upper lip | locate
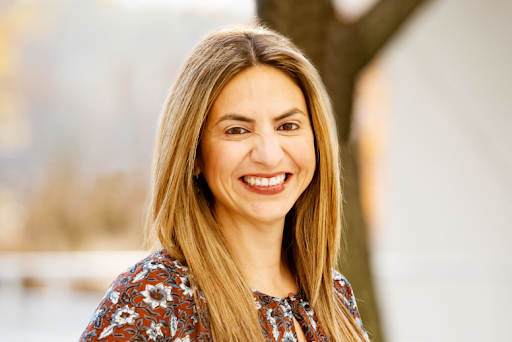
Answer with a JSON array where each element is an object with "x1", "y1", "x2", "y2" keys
[{"x1": 241, "y1": 172, "x2": 289, "y2": 178}]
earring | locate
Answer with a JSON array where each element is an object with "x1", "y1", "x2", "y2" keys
[{"x1": 194, "y1": 173, "x2": 201, "y2": 193}]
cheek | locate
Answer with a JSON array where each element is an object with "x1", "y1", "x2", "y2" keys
[
  {"x1": 290, "y1": 136, "x2": 316, "y2": 174},
  {"x1": 201, "y1": 141, "x2": 247, "y2": 184}
]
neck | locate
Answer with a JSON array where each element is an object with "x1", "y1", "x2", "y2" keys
[{"x1": 215, "y1": 207, "x2": 297, "y2": 298}]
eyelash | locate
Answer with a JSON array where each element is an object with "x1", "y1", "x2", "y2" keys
[
  {"x1": 277, "y1": 123, "x2": 299, "y2": 131},
  {"x1": 225, "y1": 127, "x2": 248, "y2": 134},
  {"x1": 225, "y1": 123, "x2": 299, "y2": 135}
]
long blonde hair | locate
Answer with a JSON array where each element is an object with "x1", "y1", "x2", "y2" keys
[{"x1": 145, "y1": 25, "x2": 368, "y2": 342}]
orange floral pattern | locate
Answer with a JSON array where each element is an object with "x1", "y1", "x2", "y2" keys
[{"x1": 80, "y1": 250, "x2": 365, "y2": 341}]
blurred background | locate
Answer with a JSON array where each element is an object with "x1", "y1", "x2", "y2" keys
[{"x1": 0, "y1": 0, "x2": 510, "y2": 341}]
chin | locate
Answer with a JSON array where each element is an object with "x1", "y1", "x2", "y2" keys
[{"x1": 245, "y1": 206, "x2": 290, "y2": 224}]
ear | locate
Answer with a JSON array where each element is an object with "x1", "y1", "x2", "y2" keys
[
  {"x1": 194, "y1": 156, "x2": 202, "y2": 177},
  {"x1": 194, "y1": 164, "x2": 201, "y2": 177}
]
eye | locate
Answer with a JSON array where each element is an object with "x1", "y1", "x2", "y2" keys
[
  {"x1": 278, "y1": 123, "x2": 298, "y2": 131},
  {"x1": 225, "y1": 127, "x2": 248, "y2": 134}
]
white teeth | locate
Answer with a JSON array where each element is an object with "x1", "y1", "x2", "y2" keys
[{"x1": 243, "y1": 174, "x2": 287, "y2": 187}]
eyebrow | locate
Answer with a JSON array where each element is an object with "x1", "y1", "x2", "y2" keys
[{"x1": 215, "y1": 107, "x2": 307, "y2": 125}]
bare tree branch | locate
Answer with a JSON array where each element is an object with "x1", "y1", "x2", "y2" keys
[{"x1": 355, "y1": 0, "x2": 430, "y2": 70}]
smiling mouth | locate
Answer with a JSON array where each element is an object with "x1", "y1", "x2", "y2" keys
[{"x1": 242, "y1": 174, "x2": 288, "y2": 187}]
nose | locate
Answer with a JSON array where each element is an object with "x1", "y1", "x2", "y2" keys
[{"x1": 251, "y1": 132, "x2": 284, "y2": 168}]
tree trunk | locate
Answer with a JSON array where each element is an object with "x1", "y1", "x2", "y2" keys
[{"x1": 257, "y1": 0, "x2": 430, "y2": 341}]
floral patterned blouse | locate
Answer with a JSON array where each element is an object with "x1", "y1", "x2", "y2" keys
[{"x1": 80, "y1": 249, "x2": 366, "y2": 342}]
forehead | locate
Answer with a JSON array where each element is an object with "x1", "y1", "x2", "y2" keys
[{"x1": 207, "y1": 65, "x2": 308, "y2": 123}]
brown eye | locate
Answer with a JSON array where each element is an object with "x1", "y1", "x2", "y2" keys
[
  {"x1": 278, "y1": 123, "x2": 298, "y2": 131},
  {"x1": 226, "y1": 127, "x2": 248, "y2": 134}
]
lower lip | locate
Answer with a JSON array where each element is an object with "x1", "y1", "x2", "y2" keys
[{"x1": 240, "y1": 175, "x2": 291, "y2": 195}]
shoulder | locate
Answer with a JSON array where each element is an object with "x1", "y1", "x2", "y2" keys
[
  {"x1": 107, "y1": 249, "x2": 194, "y2": 303},
  {"x1": 331, "y1": 270, "x2": 365, "y2": 331},
  {"x1": 80, "y1": 250, "x2": 199, "y2": 342}
]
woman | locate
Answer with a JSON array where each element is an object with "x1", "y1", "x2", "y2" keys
[{"x1": 80, "y1": 25, "x2": 369, "y2": 342}]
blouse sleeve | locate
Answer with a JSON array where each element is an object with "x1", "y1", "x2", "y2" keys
[
  {"x1": 332, "y1": 270, "x2": 368, "y2": 335},
  {"x1": 79, "y1": 252, "x2": 200, "y2": 341}
]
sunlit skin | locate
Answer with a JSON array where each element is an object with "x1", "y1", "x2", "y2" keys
[{"x1": 197, "y1": 65, "x2": 316, "y2": 341}]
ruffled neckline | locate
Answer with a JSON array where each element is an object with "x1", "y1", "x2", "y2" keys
[{"x1": 251, "y1": 287, "x2": 306, "y2": 304}]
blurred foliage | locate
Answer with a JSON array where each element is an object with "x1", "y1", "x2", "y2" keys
[
  {"x1": 17, "y1": 171, "x2": 148, "y2": 251},
  {"x1": 0, "y1": 0, "x2": 254, "y2": 252}
]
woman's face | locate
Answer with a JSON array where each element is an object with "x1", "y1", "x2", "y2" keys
[{"x1": 197, "y1": 65, "x2": 316, "y2": 225}]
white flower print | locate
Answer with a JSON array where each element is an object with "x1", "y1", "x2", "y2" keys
[
  {"x1": 133, "y1": 261, "x2": 166, "y2": 283},
  {"x1": 280, "y1": 302, "x2": 293, "y2": 319},
  {"x1": 179, "y1": 281, "x2": 194, "y2": 297},
  {"x1": 282, "y1": 330, "x2": 297, "y2": 342},
  {"x1": 306, "y1": 308, "x2": 316, "y2": 330},
  {"x1": 141, "y1": 283, "x2": 173, "y2": 309},
  {"x1": 132, "y1": 269, "x2": 148, "y2": 283},
  {"x1": 146, "y1": 321, "x2": 164, "y2": 341},
  {"x1": 170, "y1": 315, "x2": 178, "y2": 337},
  {"x1": 109, "y1": 290, "x2": 119, "y2": 304},
  {"x1": 266, "y1": 308, "x2": 280, "y2": 341},
  {"x1": 173, "y1": 260, "x2": 188, "y2": 272},
  {"x1": 83, "y1": 251, "x2": 365, "y2": 342},
  {"x1": 332, "y1": 270, "x2": 344, "y2": 284},
  {"x1": 191, "y1": 312, "x2": 198, "y2": 324},
  {"x1": 254, "y1": 297, "x2": 261, "y2": 310},
  {"x1": 113, "y1": 305, "x2": 140, "y2": 326},
  {"x1": 98, "y1": 323, "x2": 116, "y2": 339},
  {"x1": 97, "y1": 306, "x2": 139, "y2": 340},
  {"x1": 91, "y1": 307, "x2": 103, "y2": 321},
  {"x1": 198, "y1": 290, "x2": 207, "y2": 302},
  {"x1": 146, "y1": 261, "x2": 166, "y2": 271},
  {"x1": 190, "y1": 305, "x2": 199, "y2": 324}
]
